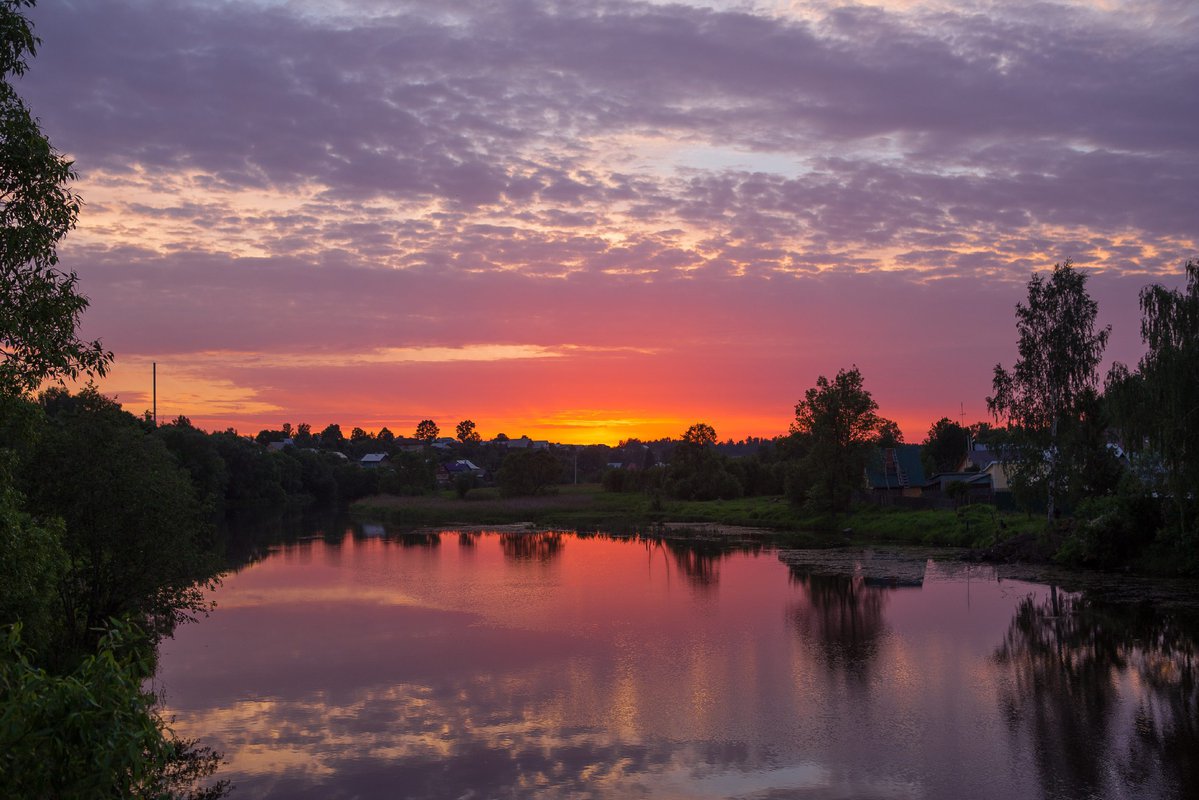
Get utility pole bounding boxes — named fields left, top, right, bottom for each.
left=153, top=361, right=157, bottom=426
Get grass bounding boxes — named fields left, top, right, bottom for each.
left=351, top=484, right=1045, bottom=549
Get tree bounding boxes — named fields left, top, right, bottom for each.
left=1108, top=260, right=1199, bottom=553
left=496, top=449, right=561, bottom=497
left=455, top=419, right=481, bottom=444
left=790, top=366, right=883, bottom=513
left=988, top=261, right=1110, bottom=520
left=415, top=419, right=439, bottom=442
left=319, top=423, right=344, bottom=449
left=875, top=418, right=903, bottom=448
left=26, top=387, right=218, bottom=658
left=0, top=0, right=110, bottom=396
left=667, top=422, right=743, bottom=500
left=921, top=417, right=969, bottom=476
left=682, top=423, right=716, bottom=447
left=1, top=622, right=227, bottom=800
left=376, top=426, right=394, bottom=446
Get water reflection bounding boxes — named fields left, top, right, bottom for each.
left=390, top=532, right=442, bottom=548
left=499, top=531, right=565, bottom=562
left=159, top=531, right=1199, bottom=800
left=787, top=568, right=890, bottom=675
left=996, top=591, right=1199, bottom=799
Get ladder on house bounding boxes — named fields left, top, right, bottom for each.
left=883, top=448, right=908, bottom=488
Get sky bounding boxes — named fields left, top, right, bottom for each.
left=20, top=0, right=1199, bottom=444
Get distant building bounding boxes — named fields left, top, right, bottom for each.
left=266, top=438, right=295, bottom=452
left=437, top=459, right=487, bottom=484
left=957, top=445, right=1011, bottom=491
left=865, top=444, right=926, bottom=498
left=360, top=453, right=390, bottom=468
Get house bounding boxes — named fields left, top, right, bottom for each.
left=437, top=459, right=487, bottom=485
left=923, top=471, right=994, bottom=503
left=266, top=438, right=295, bottom=452
left=957, top=445, right=1011, bottom=491
left=360, top=453, right=390, bottom=468
left=865, top=444, right=926, bottom=498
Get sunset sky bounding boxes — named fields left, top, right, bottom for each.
left=22, top=0, right=1198, bottom=444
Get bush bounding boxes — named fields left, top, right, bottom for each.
left=601, top=468, right=627, bottom=493
left=0, top=622, right=228, bottom=800
left=453, top=473, right=476, bottom=499
left=1058, top=483, right=1163, bottom=569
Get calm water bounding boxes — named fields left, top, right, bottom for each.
left=157, top=527, right=1199, bottom=800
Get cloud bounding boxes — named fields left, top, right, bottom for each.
left=19, top=0, right=1198, bottom=438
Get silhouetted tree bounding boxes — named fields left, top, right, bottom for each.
left=319, top=423, right=344, bottom=449
left=497, top=449, right=560, bottom=497
left=414, top=419, right=439, bottom=443
left=791, top=366, right=883, bottom=513
left=921, top=417, right=969, bottom=475
left=1107, top=259, right=1199, bottom=556
left=989, top=261, right=1110, bottom=520
left=455, top=419, right=481, bottom=444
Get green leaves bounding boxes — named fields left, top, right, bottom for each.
left=0, top=621, right=227, bottom=800
left=988, top=261, right=1110, bottom=518
left=0, top=0, right=111, bottom=395
left=790, top=366, right=883, bottom=514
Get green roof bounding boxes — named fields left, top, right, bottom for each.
left=865, top=444, right=926, bottom=489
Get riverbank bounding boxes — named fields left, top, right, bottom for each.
left=350, top=484, right=1045, bottom=549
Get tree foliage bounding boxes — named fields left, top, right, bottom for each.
left=1107, top=260, right=1199, bottom=557
left=0, top=0, right=109, bottom=395
left=0, top=622, right=227, bottom=800
left=414, top=419, right=439, bottom=442
left=496, top=448, right=560, bottom=497
left=0, top=6, right=227, bottom=795
left=665, top=422, right=743, bottom=500
left=790, top=366, right=883, bottom=513
left=682, top=422, right=716, bottom=447
left=988, top=261, right=1110, bottom=519
left=455, top=419, right=481, bottom=444
left=24, top=387, right=218, bottom=660
left=921, top=417, right=969, bottom=475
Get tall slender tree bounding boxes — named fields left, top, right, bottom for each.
left=988, top=261, right=1109, bottom=520
left=1108, top=260, right=1199, bottom=548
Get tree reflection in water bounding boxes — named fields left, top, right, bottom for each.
left=637, top=535, right=765, bottom=590
left=995, top=591, right=1199, bottom=799
left=499, top=531, right=565, bottom=562
left=391, top=532, right=442, bottom=548
left=787, top=568, right=890, bottom=676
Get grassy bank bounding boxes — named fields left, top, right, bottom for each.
left=350, top=484, right=1044, bottom=548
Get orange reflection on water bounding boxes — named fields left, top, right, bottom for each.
left=156, top=532, right=1199, bottom=800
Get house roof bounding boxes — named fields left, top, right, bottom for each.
left=961, top=447, right=1005, bottom=470
left=865, top=444, right=926, bottom=489
left=360, top=452, right=389, bottom=464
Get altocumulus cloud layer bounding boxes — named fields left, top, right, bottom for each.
left=21, top=0, right=1199, bottom=439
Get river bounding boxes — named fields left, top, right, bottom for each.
left=156, top=524, right=1199, bottom=799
